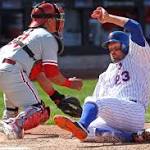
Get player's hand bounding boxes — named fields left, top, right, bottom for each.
left=91, top=7, right=109, bottom=24
left=68, top=77, right=83, bottom=91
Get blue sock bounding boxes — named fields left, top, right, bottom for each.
left=115, top=131, right=133, bottom=142
left=79, top=102, right=98, bottom=129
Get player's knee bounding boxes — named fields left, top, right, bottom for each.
left=84, top=96, right=97, bottom=104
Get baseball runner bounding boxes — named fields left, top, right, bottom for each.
left=0, top=1, right=83, bottom=139
left=54, top=6, right=150, bottom=143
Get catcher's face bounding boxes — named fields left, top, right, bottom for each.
left=108, top=42, right=125, bottom=63
left=45, top=17, right=64, bottom=34
left=45, top=7, right=65, bottom=33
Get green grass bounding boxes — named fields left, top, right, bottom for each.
left=0, top=79, right=150, bottom=124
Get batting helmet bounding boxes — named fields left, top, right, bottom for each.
left=102, top=31, right=129, bottom=55
left=29, top=1, right=64, bottom=32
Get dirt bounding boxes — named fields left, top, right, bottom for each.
left=0, top=124, right=150, bottom=150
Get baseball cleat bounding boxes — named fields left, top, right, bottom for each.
left=54, top=115, right=88, bottom=140
left=0, top=119, right=15, bottom=133
left=132, top=129, right=150, bottom=143
left=0, top=120, right=24, bottom=140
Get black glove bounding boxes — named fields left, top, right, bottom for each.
left=50, top=91, right=82, bottom=118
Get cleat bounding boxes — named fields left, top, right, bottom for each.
left=54, top=115, right=88, bottom=140
left=132, top=129, right=150, bottom=143
left=0, top=120, right=24, bottom=140
left=144, top=128, right=150, bottom=141
left=0, top=119, right=14, bottom=133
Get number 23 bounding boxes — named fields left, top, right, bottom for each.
left=115, top=71, right=130, bottom=85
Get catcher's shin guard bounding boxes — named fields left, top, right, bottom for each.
left=13, top=104, right=50, bottom=131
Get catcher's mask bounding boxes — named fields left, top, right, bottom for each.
left=102, top=31, right=129, bottom=55
left=29, top=1, right=65, bottom=32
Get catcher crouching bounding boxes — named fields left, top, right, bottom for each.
left=0, top=1, right=83, bottom=140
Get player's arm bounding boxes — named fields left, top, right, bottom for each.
left=124, top=20, right=145, bottom=46
left=91, top=7, right=128, bottom=27
left=32, top=72, right=82, bottom=118
left=43, top=63, right=83, bottom=91
left=42, top=36, right=83, bottom=91
left=29, top=60, right=82, bottom=92
left=34, top=72, right=65, bottom=106
left=91, top=7, right=145, bottom=46
left=33, top=72, right=56, bottom=96
left=29, top=64, right=65, bottom=98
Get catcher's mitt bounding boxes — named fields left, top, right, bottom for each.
left=50, top=91, right=82, bottom=118
left=57, top=96, right=82, bottom=118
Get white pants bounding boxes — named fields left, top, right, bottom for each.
left=85, top=96, right=145, bottom=133
left=86, top=117, right=132, bottom=142
left=2, top=94, right=19, bottom=119
left=0, top=63, right=41, bottom=108
left=87, top=117, right=119, bottom=138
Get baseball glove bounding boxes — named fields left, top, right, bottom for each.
left=50, top=91, right=82, bottom=118
left=57, top=96, right=82, bottom=118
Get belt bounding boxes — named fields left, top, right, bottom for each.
left=2, top=58, right=16, bottom=65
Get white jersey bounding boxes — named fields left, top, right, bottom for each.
left=93, top=38, right=150, bottom=109
left=0, top=28, right=58, bottom=76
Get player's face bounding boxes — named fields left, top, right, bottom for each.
left=108, top=42, right=126, bottom=63
left=45, top=18, right=57, bottom=32
left=45, top=17, right=64, bottom=33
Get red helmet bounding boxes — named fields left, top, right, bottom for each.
left=29, top=1, right=64, bottom=32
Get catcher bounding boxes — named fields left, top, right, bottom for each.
left=0, top=1, right=82, bottom=139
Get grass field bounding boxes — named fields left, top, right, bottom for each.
left=0, top=79, right=150, bottom=124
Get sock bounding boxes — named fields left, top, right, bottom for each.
left=115, top=131, right=133, bottom=142
left=79, top=102, right=98, bottom=129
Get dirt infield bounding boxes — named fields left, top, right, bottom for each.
left=0, top=124, right=150, bottom=150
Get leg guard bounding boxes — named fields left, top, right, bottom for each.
left=12, top=104, right=50, bottom=131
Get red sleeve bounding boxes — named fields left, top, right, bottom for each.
left=29, top=60, right=42, bottom=81
left=43, top=63, right=60, bottom=78
left=43, top=62, right=73, bottom=88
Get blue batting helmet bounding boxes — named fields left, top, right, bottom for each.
left=102, top=31, right=129, bottom=55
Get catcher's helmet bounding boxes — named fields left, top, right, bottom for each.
left=102, top=31, right=129, bottom=55
left=29, top=1, right=64, bottom=32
